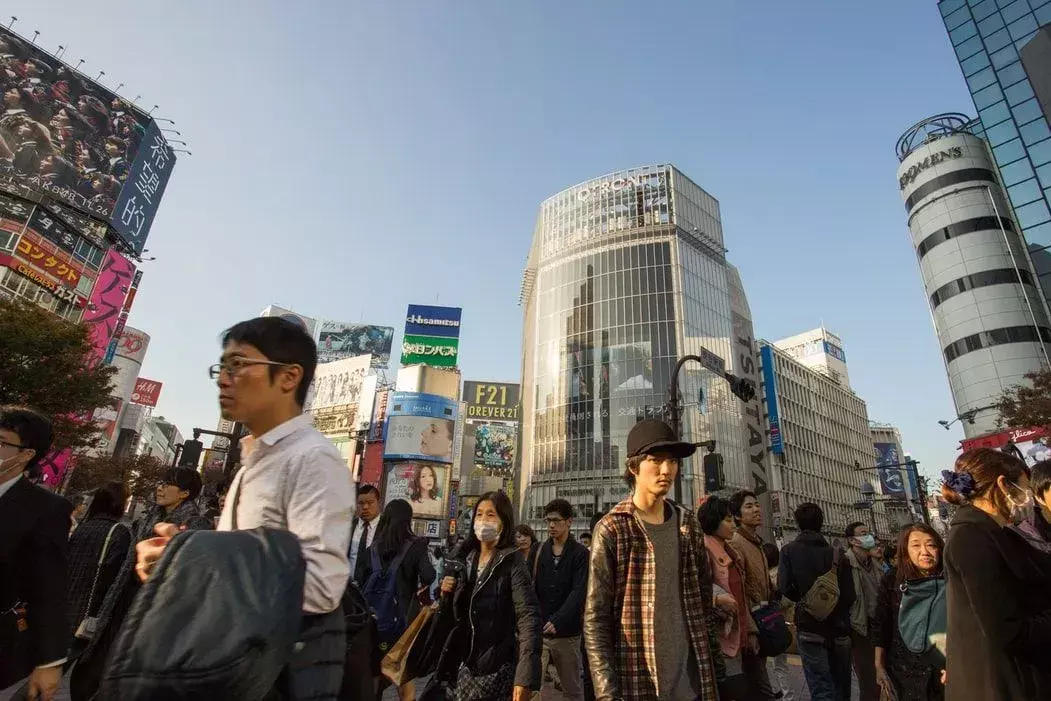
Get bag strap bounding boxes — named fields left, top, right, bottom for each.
left=830, top=546, right=840, bottom=572
left=532, top=543, right=541, bottom=580
left=83, top=522, right=122, bottom=616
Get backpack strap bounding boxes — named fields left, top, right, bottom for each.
left=380, top=538, right=414, bottom=576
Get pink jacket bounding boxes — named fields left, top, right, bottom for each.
left=704, top=534, right=751, bottom=658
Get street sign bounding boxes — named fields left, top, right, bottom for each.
left=698, top=348, right=725, bottom=375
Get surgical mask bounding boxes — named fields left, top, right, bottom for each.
left=474, top=520, right=500, bottom=543
left=855, top=534, right=876, bottom=550
left=1006, top=482, right=1034, bottom=524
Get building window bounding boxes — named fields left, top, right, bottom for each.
left=943, top=324, right=1051, bottom=362
left=930, top=267, right=1034, bottom=308
left=904, top=168, right=999, bottom=212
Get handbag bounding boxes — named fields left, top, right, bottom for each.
left=381, top=604, right=437, bottom=687
left=897, top=577, right=947, bottom=663
left=454, top=661, right=515, bottom=700
left=750, top=600, right=792, bottom=657
left=74, top=522, right=123, bottom=641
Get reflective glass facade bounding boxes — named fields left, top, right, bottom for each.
left=517, top=165, right=750, bottom=529
left=941, top=0, right=1051, bottom=304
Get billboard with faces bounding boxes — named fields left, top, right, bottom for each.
left=383, top=392, right=457, bottom=463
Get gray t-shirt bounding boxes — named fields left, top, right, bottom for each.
left=644, top=512, right=700, bottom=700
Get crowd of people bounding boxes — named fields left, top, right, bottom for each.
left=2, top=313, right=1051, bottom=700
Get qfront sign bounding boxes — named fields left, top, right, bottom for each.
left=899, top=146, right=963, bottom=190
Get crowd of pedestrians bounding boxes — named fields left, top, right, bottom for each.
left=3, top=315, right=1051, bottom=700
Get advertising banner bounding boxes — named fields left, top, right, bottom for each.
left=0, top=251, right=82, bottom=307
left=361, top=442, right=384, bottom=488
left=473, top=423, right=517, bottom=469
left=0, top=27, right=173, bottom=250
left=874, top=442, right=906, bottom=500
left=463, top=382, right=521, bottom=421
left=759, top=345, right=783, bottom=454
left=401, top=334, right=459, bottom=367
left=116, top=327, right=150, bottom=365
left=131, top=377, right=163, bottom=407
left=83, top=251, right=136, bottom=365
left=260, top=305, right=317, bottom=338
left=384, top=392, right=457, bottom=463
left=960, top=425, right=1050, bottom=467
left=14, top=231, right=86, bottom=290
left=370, top=389, right=390, bottom=442
left=905, top=458, right=920, bottom=501
left=384, top=461, right=450, bottom=520
left=354, top=375, right=379, bottom=433
left=305, top=354, right=371, bottom=413
left=318, top=321, right=394, bottom=367
left=405, top=304, right=462, bottom=338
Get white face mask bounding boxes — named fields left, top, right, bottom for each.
left=473, top=520, right=500, bottom=543
left=1006, top=482, right=1034, bottom=524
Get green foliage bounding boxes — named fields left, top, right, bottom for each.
left=66, top=452, right=169, bottom=501
left=996, top=368, right=1051, bottom=431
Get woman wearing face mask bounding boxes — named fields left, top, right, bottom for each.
left=941, top=448, right=1051, bottom=701
left=433, top=491, right=541, bottom=701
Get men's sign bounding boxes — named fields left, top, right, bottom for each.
left=899, top=146, right=963, bottom=190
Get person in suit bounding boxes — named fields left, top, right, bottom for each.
left=0, top=406, right=71, bottom=701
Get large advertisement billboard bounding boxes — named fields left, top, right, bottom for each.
left=463, top=381, right=521, bottom=421
left=401, top=304, right=462, bottom=368
left=318, top=321, right=394, bottom=367
left=874, top=442, right=906, bottom=500
left=304, top=354, right=371, bottom=413
left=384, top=461, right=450, bottom=519
left=82, top=250, right=135, bottom=364
left=0, top=28, right=174, bottom=253
left=384, top=392, right=457, bottom=463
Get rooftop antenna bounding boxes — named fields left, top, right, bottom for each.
left=115, top=82, right=124, bottom=92
left=75, top=59, right=85, bottom=71
left=8, top=17, right=17, bottom=29
left=96, top=70, right=105, bottom=81
left=56, top=45, right=65, bottom=59
left=30, top=30, right=39, bottom=45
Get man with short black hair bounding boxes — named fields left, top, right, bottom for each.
left=534, top=498, right=588, bottom=700
left=585, top=419, right=723, bottom=700
left=1012, top=460, right=1051, bottom=552
left=843, top=521, right=880, bottom=701
left=778, top=503, right=855, bottom=701
left=349, top=484, right=381, bottom=580
left=0, top=406, right=71, bottom=701
left=728, top=490, right=776, bottom=700
left=136, top=317, right=354, bottom=700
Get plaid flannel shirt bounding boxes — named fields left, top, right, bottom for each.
left=584, top=496, right=723, bottom=700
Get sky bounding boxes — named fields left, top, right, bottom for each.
left=10, top=1, right=978, bottom=484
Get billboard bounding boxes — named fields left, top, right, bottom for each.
left=260, top=305, right=317, bottom=338
left=463, top=381, right=521, bottom=421
left=401, top=334, right=459, bottom=367
left=874, top=442, right=906, bottom=500
left=131, top=377, right=162, bottom=407
left=405, top=304, right=462, bottom=338
left=304, top=354, right=371, bottom=413
left=82, top=250, right=136, bottom=364
left=384, top=392, right=457, bottom=463
left=472, top=423, right=516, bottom=469
left=384, top=461, right=451, bottom=519
left=13, top=231, right=88, bottom=304
left=759, top=346, right=783, bottom=454
left=0, top=28, right=174, bottom=252
left=318, top=321, right=394, bottom=367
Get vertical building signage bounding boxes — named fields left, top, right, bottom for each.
left=759, top=346, right=783, bottom=455
left=874, top=442, right=906, bottom=500
left=401, top=304, right=462, bottom=367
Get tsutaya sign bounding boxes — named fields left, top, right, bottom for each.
left=899, top=146, right=963, bottom=190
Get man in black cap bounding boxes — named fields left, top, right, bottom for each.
left=583, top=419, right=723, bottom=700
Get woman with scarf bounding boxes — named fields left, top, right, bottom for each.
left=69, top=467, right=212, bottom=701
left=941, top=448, right=1051, bottom=701
left=872, top=524, right=946, bottom=701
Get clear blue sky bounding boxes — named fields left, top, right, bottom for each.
left=12, top=1, right=976, bottom=483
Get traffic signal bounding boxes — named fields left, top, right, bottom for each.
left=702, top=452, right=725, bottom=493
left=726, top=374, right=756, bottom=403
left=179, top=439, right=203, bottom=468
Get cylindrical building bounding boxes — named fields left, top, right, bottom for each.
left=517, top=164, right=761, bottom=530
left=896, top=114, right=1051, bottom=438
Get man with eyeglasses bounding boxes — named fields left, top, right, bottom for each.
left=532, top=498, right=589, bottom=700
left=0, top=406, right=71, bottom=701
left=135, top=317, right=355, bottom=700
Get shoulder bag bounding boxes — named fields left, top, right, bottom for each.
left=75, top=522, right=124, bottom=641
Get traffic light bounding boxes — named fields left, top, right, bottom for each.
left=179, top=439, right=203, bottom=468
left=702, top=452, right=725, bottom=493
left=726, top=374, right=756, bottom=403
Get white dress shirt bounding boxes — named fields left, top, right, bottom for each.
left=219, top=414, right=354, bottom=614
left=0, top=472, right=20, bottom=500
left=348, top=512, right=381, bottom=578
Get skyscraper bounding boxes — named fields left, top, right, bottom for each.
left=940, top=0, right=1051, bottom=303
left=517, top=165, right=763, bottom=529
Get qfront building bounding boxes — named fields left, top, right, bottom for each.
left=896, top=114, right=1051, bottom=437
left=517, top=164, right=765, bottom=530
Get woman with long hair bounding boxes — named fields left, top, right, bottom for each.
left=357, top=499, right=436, bottom=701
left=434, top=491, right=541, bottom=700
left=872, top=524, right=946, bottom=700
left=409, top=464, right=443, bottom=516
left=514, top=524, right=539, bottom=576
left=941, top=448, right=1051, bottom=701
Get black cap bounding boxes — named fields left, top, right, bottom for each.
left=626, top=419, right=696, bottom=459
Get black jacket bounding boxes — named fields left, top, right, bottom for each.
left=778, top=530, right=855, bottom=639
left=871, top=571, right=945, bottom=701
left=944, top=505, right=1051, bottom=701
left=356, top=536, right=436, bottom=621
left=533, top=536, right=588, bottom=638
left=67, top=515, right=131, bottom=637
left=0, top=477, right=72, bottom=688
left=434, top=546, right=541, bottom=690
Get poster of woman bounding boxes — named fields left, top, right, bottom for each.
left=384, top=462, right=449, bottom=519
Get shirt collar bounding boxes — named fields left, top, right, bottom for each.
left=255, top=413, right=313, bottom=449
left=0, top=472, right=22, bottom=500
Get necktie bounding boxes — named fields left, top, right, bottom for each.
left=357, top=520, right=370, bottom=574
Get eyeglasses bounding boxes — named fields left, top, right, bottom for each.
left=0, top=439, right=24, bottom=451
left=545, top=517, right=566, bottom=524
left=208, top=358, right=289, bottom=379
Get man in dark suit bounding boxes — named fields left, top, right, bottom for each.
left=0, top=406, right=72, bottom=701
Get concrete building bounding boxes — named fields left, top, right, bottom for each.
left=759, top=340, right=893, bottom=543
left=773, top=327, right=851, bottom=390
left=517, top=164, right=760, bottom=530
left=896, top=114, right=1051, bottom=437
left=135, top=415, right=182, bottom=465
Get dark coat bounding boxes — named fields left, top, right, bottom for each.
left=944, top=505, right=1051, bottom=701
left=434, top=546, right=542, bottom=692
left=778, top=530, right=856, bottom=640
left=66, top=515, right=131, bottom=637
left=871, top=571, right=945, bottom=701
left=356, top=536, right=436, bottom=622
left=533, top=536, right=588, bottom=637
left=1009, top=507, right=1051, bottom=555
left=0, top=477, right=73, bottom=688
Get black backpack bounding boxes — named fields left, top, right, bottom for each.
left=362, top=541, right=412, bottom=650
left=99, top=528, right=305, bottom=701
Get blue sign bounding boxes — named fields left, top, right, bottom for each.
left=405, top=304, right=462, bottom=339
left=905, top=458, right=920, bottom=501
left=111, top=121, right=176, bottom=255
left=823, top=340, right=846, bottom=362
left=384, top=392, right=459, bottom=463
left=760, top=346, right=783, bottom=455
left=875, top=442, right=906, bottom=500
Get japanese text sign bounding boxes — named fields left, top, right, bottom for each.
left=111, top=120, right=176, bottom=254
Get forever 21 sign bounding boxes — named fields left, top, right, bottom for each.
left=899, top=146, right=963, bottom=190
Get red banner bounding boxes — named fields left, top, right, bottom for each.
left=0, top=252, right=84, bottom=307
left=14, top=231, right=84, bottom=288
left=131, top=377, right=163, bottom=407
left=960, top=425, right=1047, bottom=452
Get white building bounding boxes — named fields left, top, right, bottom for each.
left=773, top=327, right=851, bottom=390
left=135, top=415, right=182, bottom=465
left=759, top=341, right=892, bottom=543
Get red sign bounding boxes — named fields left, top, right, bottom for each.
left=131, top=377, right=163, bottom=407
left=960, top=425, right=1047, bottom=452
left=360, top=442, right=384, bottom=487
left=0, top=252, right=84, bottom=307
left=15, top=232, right=84, bottom=288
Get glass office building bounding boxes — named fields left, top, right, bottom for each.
left=516, top=165, right=756, bottom=529
left=940, top=0, right=1051, bottom=304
